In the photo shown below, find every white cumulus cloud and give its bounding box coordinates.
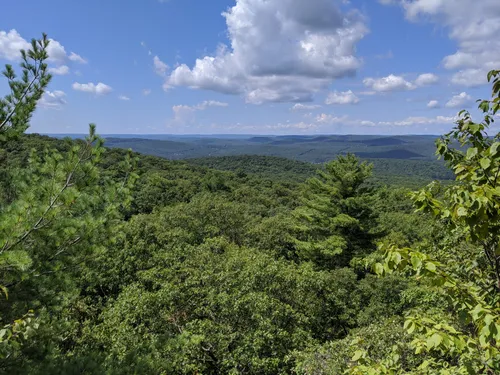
[427,100,440,109]
[46,39,68,64]
[72,82,113,96]
[363,74,415,92]
[325,90,359,105]
[166,0,368,103]
[49,65,70,75]
[415,73,439,86]
[445,92,473,108]
[0,30,30,60]
[118,95,131,101]
[68,52,88,64]
[382,0,500,87]
[0,29,87,67]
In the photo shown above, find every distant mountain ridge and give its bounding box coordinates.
[46,133,440,163]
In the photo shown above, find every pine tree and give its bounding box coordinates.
[0,33,51,141]
[0,34,137,361]
[293,154,378,269]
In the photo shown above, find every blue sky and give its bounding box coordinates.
[1,0,498,135]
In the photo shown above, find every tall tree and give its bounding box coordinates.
[293,154,378,269]
[0,35,136,364]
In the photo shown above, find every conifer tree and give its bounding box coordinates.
[0,34,136,361]
[293,154,378,269]
[0,33,51,141]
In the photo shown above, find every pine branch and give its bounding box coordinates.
[1,140,92,254]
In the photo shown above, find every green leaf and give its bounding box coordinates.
[467,147,478,159]
[420,360,430,369]
[484,314,494,326]
[457,207,467,217]
[411,255,422,270]
[491,142,500,156]
[374,263,384,276]
[428,333,443,349]
[425,262,437,273]
[479,100,490,113]
[480,158,491,170]
[352,350,364,362]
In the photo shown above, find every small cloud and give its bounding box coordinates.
[325,90,359,105]
[427,100,440,109]
[119,95,131,101]
[154,55,169,76]
[143,89,152,96]
[69,52,88,64]
[196,100,228,109]
[415,73,439,86]
[49,65,70,75]
[72,82,113,95]
[363,74,415,92]
[291,103,321,111]
[445,92,472,108]
[360,120,376,126]
[315,113,348,124]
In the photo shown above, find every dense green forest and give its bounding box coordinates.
[186,155,454,187]
[1,35,500,374]
[98,135,454,186]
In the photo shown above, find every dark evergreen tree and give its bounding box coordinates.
[293,154,379,269]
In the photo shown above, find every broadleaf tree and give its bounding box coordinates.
[348,70,500,374]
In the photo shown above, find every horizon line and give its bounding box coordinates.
[38,133,442,137]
